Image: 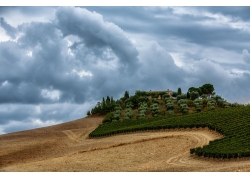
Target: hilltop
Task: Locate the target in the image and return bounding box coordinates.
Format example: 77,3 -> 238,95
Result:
87,83 -> 238,123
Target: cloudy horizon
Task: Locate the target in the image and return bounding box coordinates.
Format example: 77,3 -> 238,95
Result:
1,6 -> 250,134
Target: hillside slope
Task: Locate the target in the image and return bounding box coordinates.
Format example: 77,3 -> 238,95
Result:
1,116 -> 250,172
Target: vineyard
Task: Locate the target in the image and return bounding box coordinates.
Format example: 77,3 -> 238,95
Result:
89,105 -> 250,159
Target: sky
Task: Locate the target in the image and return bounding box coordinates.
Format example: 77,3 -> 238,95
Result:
1,4 -> 250,134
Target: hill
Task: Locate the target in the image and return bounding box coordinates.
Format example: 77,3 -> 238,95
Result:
87,84 -> 250,159
2,116 -> 250,172
88,84 -> 235,123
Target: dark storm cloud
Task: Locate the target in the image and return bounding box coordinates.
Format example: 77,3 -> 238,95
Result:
161,24 -> 249,52
84,7 -> 250,54
137,41 -> 185,90
0,105 -> 34,124
0,7 -> 142,105
0,17 -> 17,38
56,7 -> 140,74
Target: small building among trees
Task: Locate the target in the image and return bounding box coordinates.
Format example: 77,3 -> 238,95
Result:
147,89 -> 173,100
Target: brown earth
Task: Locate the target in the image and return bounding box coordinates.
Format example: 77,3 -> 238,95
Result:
1,116 -> 250,172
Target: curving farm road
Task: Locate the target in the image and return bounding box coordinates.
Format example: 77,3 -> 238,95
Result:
1,117 -> 250,172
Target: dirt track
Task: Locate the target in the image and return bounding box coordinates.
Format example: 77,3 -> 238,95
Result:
1,116 -> 250,172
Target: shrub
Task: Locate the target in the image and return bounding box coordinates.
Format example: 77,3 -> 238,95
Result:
102,112 -> 114,123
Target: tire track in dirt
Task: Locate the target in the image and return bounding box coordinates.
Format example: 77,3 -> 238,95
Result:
62,130 -> 82,143
166,133 -> 210,166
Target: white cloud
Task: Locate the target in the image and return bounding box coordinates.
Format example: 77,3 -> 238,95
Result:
26,50 -> 32,57
0,127 -> 5,135
1,80 -> 9,87
72,69 -> 93,77
0,28 -> 10,42
41,89 -> 61,100
31,118 -> 61,127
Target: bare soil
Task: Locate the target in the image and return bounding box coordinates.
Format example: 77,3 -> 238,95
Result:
1,116 -> 250,172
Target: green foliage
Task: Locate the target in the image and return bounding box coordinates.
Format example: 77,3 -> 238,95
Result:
190,91 -> 199,100
188,87 -> 201,95
188,83 -> 214,96
123,108 -> 133,120
113,105 -> 122,121
102,112 -> 114,123
172,91 -> 178,97
177,87 -> 182,95
178,99 -> 189,114
167,110 -> 175,116
135,90 -> 147,97
91,96 -> 116,115
177,94 -> 187,100
207,98 -> 216,110
199,83 -> 214,95
152,98 -> 159,104
163,94 -> 170,99
137,102 -> 148,119
178,99 -> 186,106
202,98 -> 208,107
151,103 -> 159,117
194,98 -> 203,112
201,94 -> 208,99
124,91 -> 130,99
187,99 -> 194,107
125,102 -> 134,109
159,110 -> 166,116
217,99 -> 231,108
165,97 -> 174,111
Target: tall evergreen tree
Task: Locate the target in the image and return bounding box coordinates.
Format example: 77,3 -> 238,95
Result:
124,91 -> 130,99
178,87 -> 182,95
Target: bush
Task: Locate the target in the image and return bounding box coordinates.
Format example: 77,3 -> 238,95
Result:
163,94 -> 170,99
151,103 -> 159,116
177,94 -> 187,100
190,91 -> 199,100
102,112 -> 114,123
187,99 -> 194,107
